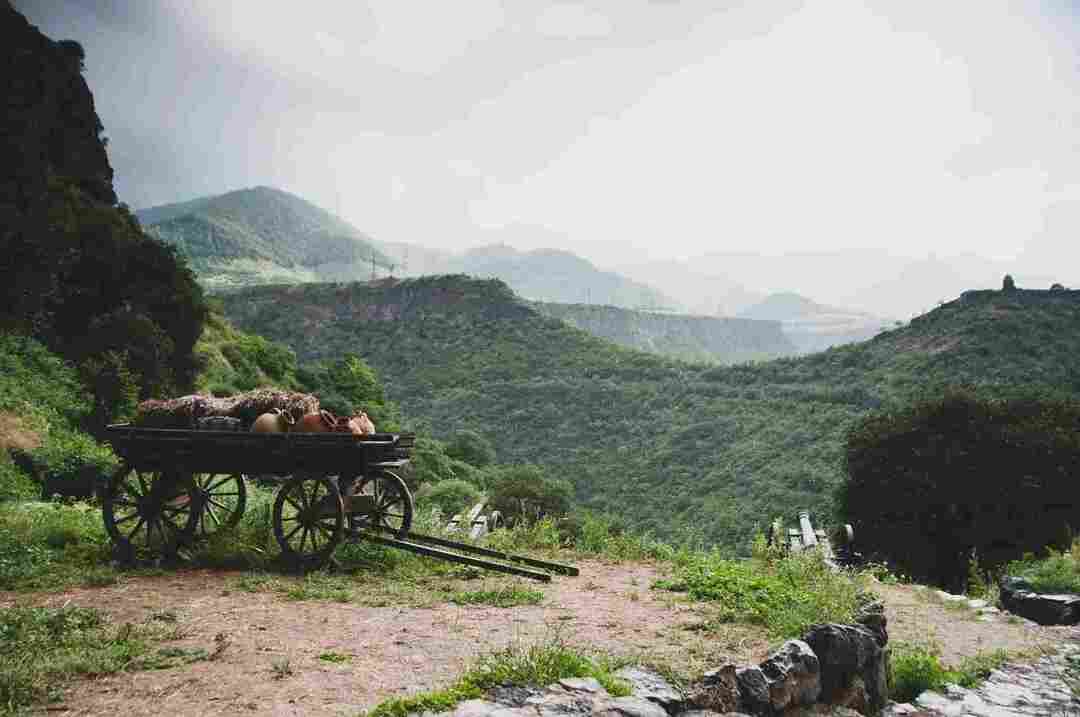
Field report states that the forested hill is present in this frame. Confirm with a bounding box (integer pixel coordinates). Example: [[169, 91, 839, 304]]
[[137, 187, 394, 290], [533, 302, 795, 364], [219, 277, 1080, 549]]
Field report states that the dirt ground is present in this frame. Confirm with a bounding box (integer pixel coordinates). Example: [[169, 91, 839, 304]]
[[3, 563, 1063, 717]]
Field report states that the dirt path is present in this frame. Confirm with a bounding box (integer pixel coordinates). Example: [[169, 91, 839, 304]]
[[6, 561, 768, 716], [5, 567, 1062, 716]]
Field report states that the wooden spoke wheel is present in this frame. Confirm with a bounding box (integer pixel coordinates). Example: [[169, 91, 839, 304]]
[[191, 473, 246, 540], [103, 467, 198, 560], [349, 471, 413, 536], [272, 474, 344, 568]]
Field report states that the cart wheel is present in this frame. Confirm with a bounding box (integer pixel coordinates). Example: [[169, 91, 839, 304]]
[[351, 470, 413, 536], [191, 473, 247, 539], [273, 474, 344, 568], [103, 467, 198, 561]]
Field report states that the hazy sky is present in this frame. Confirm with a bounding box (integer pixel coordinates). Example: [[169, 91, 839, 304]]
[[16, 0, 1080, 271]]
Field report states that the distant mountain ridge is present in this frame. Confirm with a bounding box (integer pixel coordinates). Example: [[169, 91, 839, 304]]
[[738, 292, 892, 353], [535, 302, 795, 363], [137, 186, 393, 289]]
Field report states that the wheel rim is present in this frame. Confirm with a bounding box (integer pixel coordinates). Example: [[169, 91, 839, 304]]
[[191, 473, 246, 539], [353, 472, 412, 535], [273, 475, 343, 565], [104, 468, 196, 557]]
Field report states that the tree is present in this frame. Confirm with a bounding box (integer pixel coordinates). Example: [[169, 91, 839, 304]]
[[487, 464, 573, 525], [1002, 274, 1016, 291], [419, 479, 483, 520], [837, 390, 1080, 588], [446, 430, 496, 467]]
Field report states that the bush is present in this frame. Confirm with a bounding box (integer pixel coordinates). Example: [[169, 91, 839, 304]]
[[889, 643, 950, 703], [838, 390, 1080, 587], [486, 465, 572, 526], [445, 430, 496, 467], [654, 549, 865, 638], [1006, 543, 1080, 594], [419, 479, 483, 520]]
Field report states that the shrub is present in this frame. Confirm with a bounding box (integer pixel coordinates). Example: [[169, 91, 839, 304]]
[[419, 479, 483, 520], [838, 390, 1080, 586], [1006, 543, 1080, 594], [445, 430, 496, 467], [487, 465, 572, 526], [654, 549, 865, 638]]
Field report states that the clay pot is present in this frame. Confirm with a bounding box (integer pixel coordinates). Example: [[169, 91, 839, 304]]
[[294, 410, 335, 433], [333, 412, 376, 436], [251, 408, 294, 433]]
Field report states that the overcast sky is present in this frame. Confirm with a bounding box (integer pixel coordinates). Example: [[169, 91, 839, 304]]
[[15, 0, 1080, 273]]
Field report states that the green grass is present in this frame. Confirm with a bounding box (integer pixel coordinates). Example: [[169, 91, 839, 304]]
[[318, 651, 350, 663], [1006, 543, 1080, 594], [0, 605, 178, 713], [653, 547, 867, 638], [368, 639, 631, 717], [888, 642, 1011, 703], [450, 585, 544, 608]]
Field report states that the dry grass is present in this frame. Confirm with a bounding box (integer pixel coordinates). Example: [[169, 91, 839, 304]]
[[0, 412, 41, 453]]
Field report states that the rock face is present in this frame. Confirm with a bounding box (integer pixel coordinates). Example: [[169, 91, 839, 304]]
[[803, 623, 887, 716], [999, 576, 1080, 625], [0, 1, 116, 220]]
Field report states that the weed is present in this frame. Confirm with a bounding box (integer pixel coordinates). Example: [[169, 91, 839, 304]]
[[318, 651, 350, 663], [368, 638, 629, 717], [888, 642, 1011, 703], [0, 605, 168, 711], [654, 549, 865, 638], [271, 655, 293, 679]]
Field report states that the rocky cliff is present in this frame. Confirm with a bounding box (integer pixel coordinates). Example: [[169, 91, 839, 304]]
[[534, 302, 795, 364], [0, 0, 115, 220]]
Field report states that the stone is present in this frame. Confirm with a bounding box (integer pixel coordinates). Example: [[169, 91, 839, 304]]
[[686, 664, 741, 715], [452, 699, 505, 717], [760, 640, 821, 711], [880, 703, 924, 715], [854, 601, 888, 648], [596, 696, 669, 717], [803, 623, 886, 715], [560, 678, 606, 694], [966, 599, 988, 609], [735, 666, 771, 714], [999, 576, 1080, 625], [614, 666, 684, 714]]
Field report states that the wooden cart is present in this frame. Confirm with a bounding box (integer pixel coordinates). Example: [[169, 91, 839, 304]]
[[102, 424, 576, 580]]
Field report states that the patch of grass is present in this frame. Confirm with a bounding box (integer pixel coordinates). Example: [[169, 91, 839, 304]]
[[0, 501, 112, 591], [0, 605, 171, 712], [450, 585, 543, 608], [318, 651, 350, 663], [888, 642, 1011, 703], [653, 549, 866, 638], [1007, 543, 1080, 594], [368, 639, 630, 717], [271, 655, 293, 679]]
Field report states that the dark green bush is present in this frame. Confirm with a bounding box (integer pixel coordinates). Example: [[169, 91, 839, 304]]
[[419, 479, 483, 519], [839, 390, 1080, 587]]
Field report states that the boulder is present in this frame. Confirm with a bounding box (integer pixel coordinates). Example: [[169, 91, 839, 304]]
[[614, 666, 684, 714], [803, 623, 886, 715], [759, 641, 821, 712], [999, 576, 1080, 625], [686, 664, 742, 714], [853, 600, 888, 647]]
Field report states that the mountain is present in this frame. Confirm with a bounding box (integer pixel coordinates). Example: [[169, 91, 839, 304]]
[[136, 187, 394, 290], [217, 275, 1080, 550], [606, 258, 764, 317], [738, 292, 893, 353], [534, 302, 795, 364], [447, 244, 678, 309]]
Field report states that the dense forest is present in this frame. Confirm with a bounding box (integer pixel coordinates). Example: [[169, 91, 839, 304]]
[[219, 277, 1080, 549]]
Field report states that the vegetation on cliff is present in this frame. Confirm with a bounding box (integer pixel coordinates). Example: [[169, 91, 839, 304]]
[[1, 3, 208, 430]]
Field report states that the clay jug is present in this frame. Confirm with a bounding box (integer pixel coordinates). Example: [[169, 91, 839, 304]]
[[251, 408, 293, 433], [295, 410, 335, 433]]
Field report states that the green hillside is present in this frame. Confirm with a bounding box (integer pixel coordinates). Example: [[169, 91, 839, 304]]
[[138, 187, 394, 289], [219, 278, 1080, 550]]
